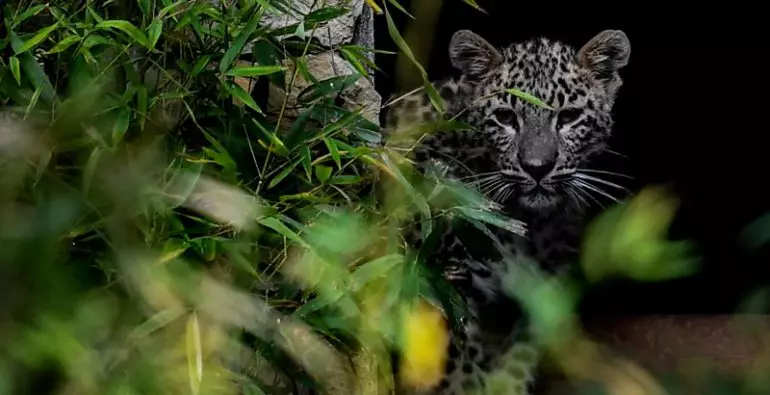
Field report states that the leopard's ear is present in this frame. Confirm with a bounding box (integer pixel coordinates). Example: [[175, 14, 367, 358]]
[[449, 30, 503, 81], [578, 30, 631, 82]]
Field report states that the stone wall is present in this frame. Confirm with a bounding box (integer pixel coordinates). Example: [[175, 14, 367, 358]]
[[260, 0, 382, 125]]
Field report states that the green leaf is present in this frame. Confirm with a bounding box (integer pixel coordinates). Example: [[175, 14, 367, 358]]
[[301, 146, 312, 181], [293, 21, 308, 39], [96, 20, 150, 48], [242, 382, 268, 395], [383, 5, 444, 113], [25, 87, 42, 116], [185, 312, 203, 395], [324, 138, 342, 168], [315, 165, 332, 183], [138, 0, 152, 16], [191, 55, 212, 77], [296, 74, 361, 103], [257, 216, 308, 248], [82, 35, 114, 49], [200, 238, 217, 261], [160, 238, 188, 263], [505, 88, 553, 110], [165, 166, 204, 208], [87, 6, 106, 24], [128, 308, 186, 342], [136, 86, 148, 130], [377, 153, 431, 237], [220, 10, 262, 73], [158, 0, 186, 18], [112, 107, 131, 145], [340, 47, 369, 77], [9, 56, 21, 85], [17, 22, 60, 54], [12, 4, 48, 28], [305, 6, 349, 23], [267, 159, 300, 190], [249, 119, 289, 155], [47, 35, 81, 54], [386, 0, 415, 18], [452, 206, 525, 236], [459, 0, 486, 13], [295, 58, 316, 83], [225, 65, 284, 77], [329, 175, 361, 185], [351, 254, 404, 292], [83, 147, 103, 196], [224, 81, 262, 113], [148, 19, 164, 49], [317, 108, 362, 140], [8, 31, 56, 103], [740, 213, 770, 252], [283, 105, 315, 150]]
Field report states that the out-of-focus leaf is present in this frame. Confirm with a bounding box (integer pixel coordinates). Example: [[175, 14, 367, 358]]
[[398, 299, 449, 391], [112, 107, 132, 145], [186, 312, 203, 395], [739, 213, 770, 252], [580, 186, 699, 283]]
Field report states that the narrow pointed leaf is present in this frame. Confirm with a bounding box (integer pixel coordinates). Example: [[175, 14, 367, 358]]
[[17, 23, 60, 54]]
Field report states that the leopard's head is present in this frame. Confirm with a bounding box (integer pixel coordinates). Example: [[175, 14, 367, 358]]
[[449, 29, 631, 212]]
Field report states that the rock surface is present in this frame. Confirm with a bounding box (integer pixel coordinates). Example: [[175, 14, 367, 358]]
[[255, 0, 381, 126], [260, 0, 365, 48], [267, 52, 381, 124]]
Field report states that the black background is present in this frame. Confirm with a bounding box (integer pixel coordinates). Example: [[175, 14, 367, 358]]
[[373, 1, 770, 313]]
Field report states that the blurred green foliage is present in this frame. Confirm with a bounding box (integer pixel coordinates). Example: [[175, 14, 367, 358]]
[[1, 1, 770, 395]]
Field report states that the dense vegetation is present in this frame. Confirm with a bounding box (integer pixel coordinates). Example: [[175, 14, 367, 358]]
[[1, 1, 769, 394]]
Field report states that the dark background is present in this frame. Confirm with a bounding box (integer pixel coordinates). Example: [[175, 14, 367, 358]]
[[372, 1, 770, 314]]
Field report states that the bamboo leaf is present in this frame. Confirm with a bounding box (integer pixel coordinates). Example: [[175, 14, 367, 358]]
[[185, 312, 203, 395], [505, 88, 553, 110], [220, 10, 262, 73], [315, 165, 332, 183], [96, 20, 150, 48], [47, 35, 81, 54], [225, 81, 262, 113], [17, 23, 60, 54], [148, 19, 163, 49], [12, 4, 48, 28], [9, 56, 21, 85], [296, 74, 360, 103], [383, 5, 443, 113], [225, 65, 284, 77]]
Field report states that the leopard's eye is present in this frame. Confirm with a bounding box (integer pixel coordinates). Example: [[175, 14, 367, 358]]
[[493, 108, 517, 126], [556, 108, 582, 127]]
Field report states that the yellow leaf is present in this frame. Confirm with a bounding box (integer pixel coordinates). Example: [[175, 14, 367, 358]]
[[399, 299, 449, 390], [364, 0, 383, 14]]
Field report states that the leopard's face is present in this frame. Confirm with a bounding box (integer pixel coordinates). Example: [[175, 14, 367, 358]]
[[449, 30, 631, 212]]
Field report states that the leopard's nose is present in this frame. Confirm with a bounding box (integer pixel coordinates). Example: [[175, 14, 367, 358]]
[[520, 158, 556, 181]]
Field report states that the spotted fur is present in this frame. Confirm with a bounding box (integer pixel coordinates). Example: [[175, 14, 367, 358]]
[[384, 29, 631, 395]]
